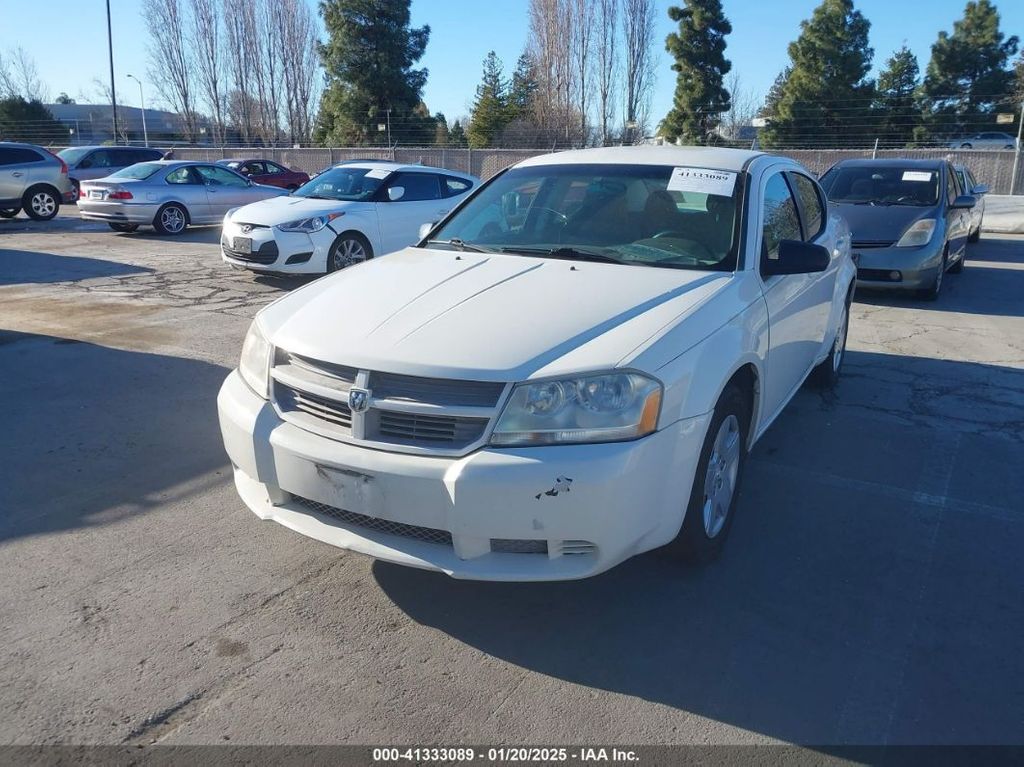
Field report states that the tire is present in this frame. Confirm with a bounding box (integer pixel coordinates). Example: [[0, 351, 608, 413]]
[[0, 207, 20, 218], [665, 384, 750, 564], [153, 203, 188, 235], [917, 250, 947, 301], [948, 247, 966, 273], [23, 185, 60, 221], [108, 222, 139, 233], [810, 297, 850, 388], [326, 231, 373, 273], [71, 179, 80, 201]]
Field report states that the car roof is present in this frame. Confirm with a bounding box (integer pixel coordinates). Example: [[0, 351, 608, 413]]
[[60, 145, 160, 152], [0, 141, 48, 150], [328, 160, 474, 177], [218, 158, 275, 164], [829, 158, 947, 170], [514, 145, 766, 172]]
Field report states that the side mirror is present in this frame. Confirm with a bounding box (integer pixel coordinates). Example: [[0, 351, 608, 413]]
[[418, 222, 436, 241], [972, 184, 989, 195], [763, 239, 831, 276], [951, 195, 976, 210], [387, 186, 405, 202]]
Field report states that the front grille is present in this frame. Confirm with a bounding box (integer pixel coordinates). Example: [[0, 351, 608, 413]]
[[280, 352, 357, 387], [223, 239, 279, 265], [277, 384, 352, 429], [293, 496, 453, 546], [491, 539, 548, 554], [376, 410, 488, 445], [370, 371, 504, 407], [851, 239, 895, 249]]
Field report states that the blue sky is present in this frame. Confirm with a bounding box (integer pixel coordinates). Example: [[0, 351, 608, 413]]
[[2, 0, 1021, 123]]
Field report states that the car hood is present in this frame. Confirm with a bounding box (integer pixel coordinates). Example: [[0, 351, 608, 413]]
[[230, 195, 369, 224], [830, 201, 940, 243], [258, 248, 734, 382]]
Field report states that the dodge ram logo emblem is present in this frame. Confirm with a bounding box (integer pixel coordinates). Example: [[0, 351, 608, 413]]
[[348, 387, 370, 413]]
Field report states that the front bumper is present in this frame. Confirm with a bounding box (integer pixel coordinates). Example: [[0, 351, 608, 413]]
[[78, 201, 160, 225], [221, 219, 331, 273], [218, 370, 708, 581], [853, 240, 944, 290]]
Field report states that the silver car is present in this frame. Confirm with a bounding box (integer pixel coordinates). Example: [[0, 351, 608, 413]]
[[948, 132, 1019, 150], [0, 141, 76, 221], [78, 160, 288, 235], [57, 145, 165, 199], [953, 164, 989, 242]]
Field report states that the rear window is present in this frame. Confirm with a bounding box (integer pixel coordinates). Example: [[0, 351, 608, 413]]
[[820, 166, 939, 207], [109, 162, 164, 180], [0, 147, 44, 165], [58, 147, 92, 165]]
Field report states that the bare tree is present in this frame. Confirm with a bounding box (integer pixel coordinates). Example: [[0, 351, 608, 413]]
[[0, 50, 16, 98], [277, 0, 320, 144], [571, 0, 595, 144], [594, 0, 618, 145], [142, 0, 198, 140], [223, 0, 255, 143], [252, 0, 283, 144], [622, 0, 655, 142], [720, 72, 758, 143], [190, 0, 226, 144], [529, 0, 585, 146], [0, 47, 47, 101]]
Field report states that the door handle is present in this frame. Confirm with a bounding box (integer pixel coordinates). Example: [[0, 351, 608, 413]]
[[12, 172, 23, 177]]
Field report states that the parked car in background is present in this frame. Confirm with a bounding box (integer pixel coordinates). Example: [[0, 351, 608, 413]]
[[0, 141, 76, 221], [217, 146, 855, 580], [953, 163, 989, 242], [58, 145, 164, 199], [819, 158, 975, 300], [217, 158, 310, 191], [78, 160, 287, 235], [221, 161, 477, 273], [948, 132, 1018, 150]]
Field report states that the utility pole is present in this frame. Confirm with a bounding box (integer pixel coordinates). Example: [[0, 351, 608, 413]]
[[1011, 102, 1024, 196], [106, 0, 119, 144], [127, 74, 148, 147], [386, 108, 392, 149]]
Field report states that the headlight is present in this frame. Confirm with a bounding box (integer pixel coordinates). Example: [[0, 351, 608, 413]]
[[277, 212, 343, 233], [895, 219, 936, 247], [238, 320, 272, 399], [490, 372, 662, 447]]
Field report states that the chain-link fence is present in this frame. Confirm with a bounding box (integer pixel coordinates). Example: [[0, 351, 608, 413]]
[[165, 145, 1024, 193]]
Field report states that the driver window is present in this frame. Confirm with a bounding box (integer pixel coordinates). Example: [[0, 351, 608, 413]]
[[165, 166, 201, 185], [761, 173, 802, 268], [196, 165, 248, 187]]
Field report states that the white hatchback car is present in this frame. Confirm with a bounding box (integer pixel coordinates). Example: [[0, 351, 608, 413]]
[[218, 146, 855, 581], [221, 162, 478, 273]]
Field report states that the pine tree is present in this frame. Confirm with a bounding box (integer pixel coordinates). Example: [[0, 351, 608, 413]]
[[759, 68, 792, 119], [760, 0, 875, 149], [920, 0, 1020, 139], [448, 119, 468, 147], [467, 52, 510, 148], [314, 0, 434, 146], [875, 46, 920, 147], [660, 0, 732, 144], [433, 112, 449, 145], [508, 52, 539, 121]]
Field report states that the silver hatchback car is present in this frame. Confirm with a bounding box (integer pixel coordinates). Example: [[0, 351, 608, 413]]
[[0, 142, 77, 221], [78, 160, 288, 234]]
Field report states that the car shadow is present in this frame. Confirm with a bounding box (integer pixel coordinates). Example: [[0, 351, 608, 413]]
[[0, 248, 152, 286], [127, 226, 223, 245], [0, 331, 231, 544], [375, 351, 1024, 746]]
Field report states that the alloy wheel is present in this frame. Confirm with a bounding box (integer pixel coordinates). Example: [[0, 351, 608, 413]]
[[161, 207, 186, 233], [31, 192, 56, 218], [332, 238, 367, 270], [702, 414, 741, 538]]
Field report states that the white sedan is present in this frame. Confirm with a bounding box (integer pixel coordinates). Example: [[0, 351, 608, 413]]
[[218, 146, 856, 581], [220, 162, 478, 273]]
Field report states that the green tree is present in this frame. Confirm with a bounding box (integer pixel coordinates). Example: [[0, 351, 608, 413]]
[[467, 51, 509, 148], [759, 67, 791, 119], [760, 0, 875, 148], [920, 0, 1020, 139], [433, 111, 449, 145], [448, 119, 467, 147], [660, 0, 732, 144], [875, 46, 920, 147], [55, 92, 75, 105], [314, 0, 434, 146], [1014, 52, 1024, 104], [508, 52, 539, 120], [0, 97, 66, 143]]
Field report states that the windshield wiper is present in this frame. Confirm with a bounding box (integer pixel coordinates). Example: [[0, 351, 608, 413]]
[[852, 198, 894, 206], [501, 246, 623, 264], [426, 238, 497, 253]]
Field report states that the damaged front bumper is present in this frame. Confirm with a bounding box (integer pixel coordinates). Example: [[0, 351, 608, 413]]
[[218, 370, 709, 581]]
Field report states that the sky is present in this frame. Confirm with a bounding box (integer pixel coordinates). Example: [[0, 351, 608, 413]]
[[2, 0, 1022, 124]]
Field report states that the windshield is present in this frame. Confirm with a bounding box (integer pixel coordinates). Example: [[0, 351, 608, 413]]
[[426, 164, 742, 271], [57, 147, 93, 165], [109, 162, 164, 180], [292, 166, 389, 201], [820, 166, 939, 206]]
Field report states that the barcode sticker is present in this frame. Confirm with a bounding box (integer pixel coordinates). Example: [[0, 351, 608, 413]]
[[902, 171, 933, 182], [667, 167, 737, 196]]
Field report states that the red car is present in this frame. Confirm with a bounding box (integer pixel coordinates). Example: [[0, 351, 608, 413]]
[[217, 159, 310, 191]]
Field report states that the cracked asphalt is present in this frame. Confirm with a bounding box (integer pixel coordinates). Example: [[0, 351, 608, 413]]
[[1, 210, 1023, 747]]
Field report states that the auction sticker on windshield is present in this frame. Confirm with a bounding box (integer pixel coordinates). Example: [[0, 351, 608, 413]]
[[902, 171, 934, 182], [365, 168, 391, 179], [667, 167, 737, 197]]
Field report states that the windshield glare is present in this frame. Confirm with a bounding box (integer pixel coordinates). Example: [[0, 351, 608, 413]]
[[109, 162, 163, 180], [57, 147, 92, 165], [293, 167, 388, 201], [820, 166, 939, 206], [426, 164, 741, 271]]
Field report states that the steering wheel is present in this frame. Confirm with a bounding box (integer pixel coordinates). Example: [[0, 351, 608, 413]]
[[650, 232, 716, 259], [895, 196, 916, 204], [532, 207, 568, 225]]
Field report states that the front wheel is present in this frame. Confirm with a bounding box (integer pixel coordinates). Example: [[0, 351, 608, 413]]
[[108, 222, 139, 233], [665, 384, 750, 563], [23, 186, 60, 221], [0, 207, 20, 218], [918, 252, 947, 301], [810, 299, 850, 388], [153, 203, 188, 235], [326, 232, 373, 273]]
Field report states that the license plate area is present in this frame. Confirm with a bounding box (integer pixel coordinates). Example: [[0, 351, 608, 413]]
[[89, 190, 103, 200], [232, 236, 252, 254], [313, 464, 381, 518]]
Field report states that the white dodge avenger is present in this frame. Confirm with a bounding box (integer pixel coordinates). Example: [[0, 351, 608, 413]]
[[221, 161, 477, 273], [217, 146, 855, 581]]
